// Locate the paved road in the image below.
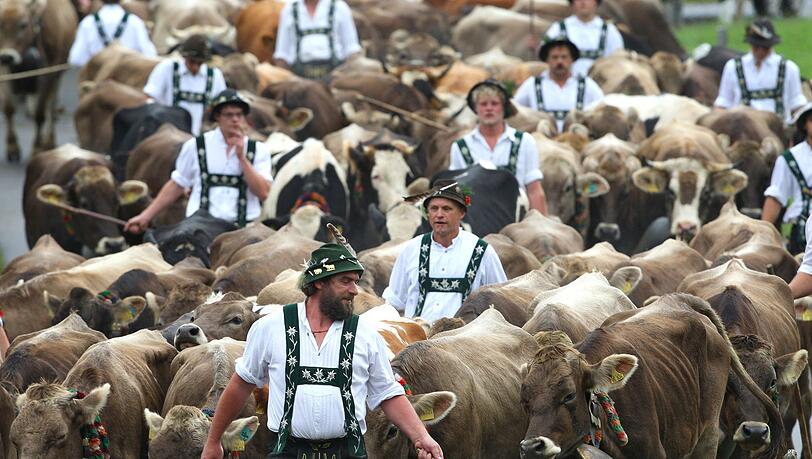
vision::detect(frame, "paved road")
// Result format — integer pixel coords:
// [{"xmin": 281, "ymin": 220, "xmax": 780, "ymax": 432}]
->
[{"xmin": 0, "ymin": 67, "xmax": 80, "ymax": 264}]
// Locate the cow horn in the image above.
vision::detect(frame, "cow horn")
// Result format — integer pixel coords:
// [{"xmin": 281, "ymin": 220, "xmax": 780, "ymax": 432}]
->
[
  {"xmin": 642, "ymin": 158, "xmax": 667, "ymax": 169},
  {"xmin": 706, "ymin": 161, "xmax": 733, "ymax": 173}
]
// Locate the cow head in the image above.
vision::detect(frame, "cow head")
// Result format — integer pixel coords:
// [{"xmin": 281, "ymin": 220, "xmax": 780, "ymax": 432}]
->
[
  {"xmin": 520, "ymin": 331, "xmax": 638, "ymax": 459},
  {"xmin": 144, "ymin": 407, "xmax": 259, "ymax": 459},
  {"xmin": 582, "ymin": 134, "xmax": 641, "ymax": 243},
  {"xmin": 725, "ymin": 138, "xmax": 783, "ymax": 219},
  {"xmin": 384, "ymin": 30, "xmax": 457, "ymax": 76},
  {"xmin": 36, "ymin": 170, "xmax": 149, "ymax": 256},
  {"xmin": 540, "ymin": 149, "xmax": 609, "ymax": 227},
  {"xmin": 11, "ymin": 382, "xmax": 110, "ymax": 458},
  {"xmin": 47, "ymin": 287, "xmax": 152, "ymax": 338},
  {"xmin": 566, "ymin": 106, "xmax": 646, "ymax": 143},
  {"xmin": 649, "ymin": 51, "xmax": 686, "ymax": 95},
  {"xmin": 349, "ymin": 140, "xmax": 418, "ymax": 214},
  {"xmin": 0, "ymin": 0, "xmax": 45, "ymax": 67},
  {"xmin": 632, "ymin": 158, "xmax": 748, "ymax": 241},
  {"xmin": 170, "ymin": 292, "xmax": 260, "ymax": 349}
]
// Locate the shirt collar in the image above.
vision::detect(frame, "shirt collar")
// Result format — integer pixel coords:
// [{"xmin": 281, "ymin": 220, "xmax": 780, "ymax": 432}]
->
[
  {"xmin": 472, "ymin": 123, "xmax": 516, "ymax": 144},
  {"xmin": 99, "ymin": 4, "xmax": 123, "ymax": 12},
  {"xmin": 572, "ymin": 15, "xmax": 602, "ymax": 27},
  {"xmin": 743, "ymin": 51, "xmax": 778, "ymax": 67},
  {"xmin": 178, "ymin": 60, "xmax": 208, "ymax": 77},
  {"xmin": 431, "ymin": 229, "xmax": 465, "ymax": 249},
  {"xmin": 541, "ymin": 70, "xmax": 576, "ymax": 85},
  {"xmin": 296, "ymin": 301, "xmax": 343, "ymax": 333}
]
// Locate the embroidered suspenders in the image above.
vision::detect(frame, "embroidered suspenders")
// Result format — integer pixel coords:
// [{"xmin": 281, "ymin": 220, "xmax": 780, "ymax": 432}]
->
[
  {"xmin": 195, "ymin": 136, "xmax": 257, "ymax": 227},
  {"xmin": 93, "ymin": 11, "xmax": 130, "ymax": 46},
  {"xmin": 558, "ymin": 20, "xmax": 608, "ymax": 60},
  {"xmin": 172, "ymin": 61, "xmax": 214, "ymax": 106},
  {"xmin": 535, "ymin": 75, "xmax": 586, "ymax": 121},
  {"xmin": 734, "ymin": 57, "xmax": 787, "ymax": 115},
  {"xmin": 782, "ymin": 150, "xmax": 812, "ymax": 253},
  {"xmin": 415, "ymin": 233, "xmax": 489, "ymax": 317},
  {"xmin": 291, "ymin": 0, "xmax": 339, "ymax": 78},
  {"xmin": 274, "ymin": 304, "xmax": 366, "ymax": 457},
  {"xmin": 455, "ymin": 131, "xmax": 524, "ymax": 175}
]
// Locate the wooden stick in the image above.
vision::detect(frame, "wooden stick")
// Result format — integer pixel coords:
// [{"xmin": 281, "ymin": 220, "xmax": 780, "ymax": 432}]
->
[
  {"xmin": 355, "ymin": 94, "xmax": 452, "ymax": 132},
  {"xmin": 37, "ymin": 197, "xmax": 128, "ymax": 226},
  {"xmin": 0, "ymin": 63, "xmax": 72, "ymax": 83}
]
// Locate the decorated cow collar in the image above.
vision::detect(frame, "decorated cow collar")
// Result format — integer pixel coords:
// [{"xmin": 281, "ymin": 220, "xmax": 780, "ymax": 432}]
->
[
  {"xmin": 67, "ymin": 389, "xmax": 110, "ymax": 459},
  {"xmin": 583, "ymin": 391, "xmax": 628, "ymax": 448}
]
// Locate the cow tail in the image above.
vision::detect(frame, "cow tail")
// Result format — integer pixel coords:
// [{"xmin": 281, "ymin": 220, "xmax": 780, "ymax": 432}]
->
[{"xmin": 680, "ymin": 294, "xmax": 785, "ymax": 459}]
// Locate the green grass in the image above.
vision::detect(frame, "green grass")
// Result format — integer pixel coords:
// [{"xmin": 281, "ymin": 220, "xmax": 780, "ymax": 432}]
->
[{"xmin": 675, "ymin": 17, "xmax": 812, "ymax": 75}]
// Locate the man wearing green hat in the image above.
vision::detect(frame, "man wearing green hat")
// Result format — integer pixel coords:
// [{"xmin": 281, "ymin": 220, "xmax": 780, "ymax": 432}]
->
[
  {"xmin": 383, "ymin": 180, "xmax": 507, "ymax": 322},
  {"xmin": 201, "ymin": 241, "xmax": 444, "ymax": 459},
  {"xmin": 143, "ymin": 34, "xmax": 227, "ymax": 135},
  {"xmin": 124, "ymin": 89, "xmax": 272, "ymax": 233},
  {"xmin": 449, "ymin": 79, "xmax": 548, "ymax": 215}
]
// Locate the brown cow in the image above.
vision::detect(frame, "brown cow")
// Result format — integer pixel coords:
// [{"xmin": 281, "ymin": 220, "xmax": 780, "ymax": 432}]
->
[
  {"xmin": 150, "ymin": 0, "xmax": 234, "ymax": 53},
  {"xmin": 609, "ymin": 238, "xmax": 709, "ymax": 307},
  {"xmin": 541, "ymin": 242, "xmax": 630, "ymax": 286},
  {"xmin": 170, "ymin": 292, "xmax": 261, "ymax": 350},
  {"xmin": 352, "ymin": 0, "xmax": 450, "ymax": 44},
  {"xmin": 365, "ymin": 309, "xmax": 538, "ymax": 458},
  {"xmin": 0, "ymin": 383, "xmax": 14, "ymax": 458},
  {"xmin": 0, "ymin": 234, "xmax": 84, "ymax": 289},
  {"xmin": 500, "ymin": 210, "xmax": 584, "ymax": 263},
  {"xmin": 723, "ymin": 139, "xmax": 783, "ymax": 219},
  {"xmin": 697, "ymin": 106, "xmax": 787, "ymax": 146},
  {"xmin": 23, "ymin": 144, "xmax": 149, "ymax": 256},
  {"xmin": 235, "ymin": 0, "xmax": 285, "ymax": 63},
  {"xmin": 484, "ymin": 233, "xmax": 542, "ymax": 279},
  {"xmin": 0, "ymin": 314, "xmax": 105, "ymax": 392},
  {"xmin": 424, "ymin": 0, "xmax": 516, "ymax": 16},
  {"xmin": 565, "ymin": 104, "xmax": 646, "ymax": 142},
  {"xmin": 678, "ymin": 259, "xmax": 808, "ymax": 455},
  {"xmin": 451, "ymin": 6, "xmax": 549, "ymax": 60},
  {"xmin": 74, "ymin": 79, "xmax": 148, "ymax": 152},
  {"xmin": 78, "ymin": 42, "xmax": 159, "ymax": 90},
  {"xmin": 357, "ymin": 239, "xmax": 409, "ymax": 297},
  {"xmin": 519, "ymin": 294, "xmax": 783, "ymax": 459},
  {"xmin": 209, "ymin": 225, "xmax": 275, "ymax": 269},
  {"xmin": 262, "ymin": 79, "xmax": 345, "ymax": 140},
  {"xmin": 144, "ymin": 339, "xmax": 264, "ymax": 458},
  {"xmin": 360, "ymin": 304, "xmax": 428, "ymax": 359},
  {"xmin": 0, "ymin": 0, "xmax": 77, "ymax": 160},
  {"xmin": 11, "ymin": 330, "xmax": 177, "ymax": 459},
  {"xmin": 588, "ymin": 50, "xmax": 660, "ymax": 96}
]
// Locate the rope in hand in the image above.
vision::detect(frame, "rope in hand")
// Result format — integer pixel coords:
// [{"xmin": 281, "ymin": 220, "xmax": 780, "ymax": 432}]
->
[{"xmin": 0, "ymin": 63, "xmax": 72, "ymax": 83}]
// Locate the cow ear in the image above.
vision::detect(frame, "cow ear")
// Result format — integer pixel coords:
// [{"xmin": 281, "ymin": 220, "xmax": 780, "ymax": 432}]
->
[
  {"xmin": 609, "ymin": 266, "xmax": 642, "ymax": 295},
  {"xmin": 112, "ymin": 296, "xmax": 149, "ymax": 329},
  {"xmin": 143, "ymin": 409, "xmax": 164, "ymax": 441},
  {"xmin": 711, "ymin": 169, "xmax": 748, "ymax": 197},
  {"xmin": 118, "ymin": 180, "xmax": 149, "ymax": 205},
  {"xmin": 43, "ymin": 290, "xmax": 63, "ymax": 317},
  {"xmin": 286, "ymin": 107, "xmax": 313, "ymax": 132},
  {"xmin": 74, "ymin": 383, "xmax": 111, "ymax": 425},
  {"xmin": 576, "ymin": 172, "xmax": 610, "ymax": 198},
  {"xmin": 587, "ymin": 354, "xmax": 638, "ymax": 392},
  {"xmin": 36, "ymin": 184, "xmax": 68, "ymax": 206},
  {"xmin": 632, "ymin": 167, "xmax": 668, "ymax": 194},
  {"xmin": 409, "ymin": 391, "xmax": 457, "ymax": 426},
  {"xmin": 535, "ymin": 119, "xmax": 556, "ymax": 138},
  {"xmin": 775, "ymin": 349, "xmax": 808, "ymax": 387},
  {"xmin": 406, "ymin": 177, "xmax": 430, "ymax": 195},
  {"xmin": 221, "ymin": 416, "xmax": 260, "ymax": 453},
  {"xmin": 760, "ymin": 136, "xmax": 783, "ymax": 165}
]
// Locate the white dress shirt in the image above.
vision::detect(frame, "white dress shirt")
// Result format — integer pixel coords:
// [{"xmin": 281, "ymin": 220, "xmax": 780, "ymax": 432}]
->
[
  {"xmin": 449, "ymin": 124, "xmax": 543, "ymax": 187},
  {"xmin": 544, "ymin": 16, "xmax": 624, "ymax": 76},
  {"xmin": 234, "ymin": 302, "xmax": 404, "ymax": 438},
  {"xmin": 513, "ymin": 71, "xmax": 605, "ymax": 132},
  {"xmin": 383, "ymin": 230, "xmax": 507, "ymax": 322},
  {"xmin": 799, "ymin": 214, "xmax": 812, "ymax": 274},
  {"xmin": 170, "ymin": 128, "xmax": 273, "ymax": 222},
  {"xmin": 765, "ymin": 141, "xmax": 812, "ymax": 222},
  {"xmin": 68, "ymin": 4, "xmax": 157, "ymax": 67},
  {"xmin": 273, "ymin": 0, "xmax": 362, "ymax": 65},
  {"xmin": 143, "ymin": 59, "xmax": 227, "ymax": 135},
  {"xmin": 715, "ymin": 52, "xmax": 807, "ymax": 122}
]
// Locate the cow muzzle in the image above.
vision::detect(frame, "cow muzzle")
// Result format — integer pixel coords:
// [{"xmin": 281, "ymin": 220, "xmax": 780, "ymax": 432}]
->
[
  {"xmin": 95, "ymin": 236, "xmax": 128, "ymax": 255},
  {"xmin": 595, "ymin": 223, "xmax": 621, "ymax": 242},
  {"xmin": 733, "ymin": 421, "xmax": 771, "ymax": 451},
  {"xmin": 0, "ymin": 49, "xmax": 22, "ymax": 67},
  {"xmin": 675, "ymin": 221, "xmax": 698, "ymax": 242},
  {"xmin": 174, "ymin": 323, "xmax": 209, "ymax": 351},
  {"xmin": 520, "ymin": 437, "xmax": 561, "ymax": 459}
]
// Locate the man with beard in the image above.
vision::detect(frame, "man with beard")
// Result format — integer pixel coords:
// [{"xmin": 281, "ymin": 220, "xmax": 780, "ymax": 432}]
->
[
  {"xmin": 513, "ymin": 37, "xmax": 604, "ymax": 133},
  {"xmin": 201, "ymin": 239, "xmax": 445, "ymax": 459},
  {"xmin": 449, "ymin": 80, "xmax": 548, "ymax": 215},
  {"xmin": 383, "ymin": 180, "xmax": 507, "ymax": 322},
  {"xmin": 544, "ymin": 0, "xmax": 624, "ymax": 76}
]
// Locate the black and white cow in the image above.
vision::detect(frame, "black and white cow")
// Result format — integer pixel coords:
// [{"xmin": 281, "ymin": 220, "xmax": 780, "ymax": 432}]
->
[{"xmin": 145, "ymin": 209, "xmax": 237, "ymax": 267}]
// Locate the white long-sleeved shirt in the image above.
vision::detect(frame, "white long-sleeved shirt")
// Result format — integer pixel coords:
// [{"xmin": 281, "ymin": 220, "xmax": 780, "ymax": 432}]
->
[
  {"xmin": 273, "ymin": 0, "xmax": 362, "ymax": 65},
  {"xmin": 715, "ymin": 52, "xmax": 807, "ymax": 122},
  {"xmin": 170, "ymin": 128, "xmax": 273, "ymax": 223},
  {"xmin": 234, "ymin": 302, "xmax": 404, "ymax": 438},
  {"xmin": 68, "ymin": 4, "xmax": 156, "ymax": 67},
  {"xmin": 449, "ymin": 124, "xmax": 543, "ymax": 188},
  {"xmin": 544, "ymin": 16, "xmax": 624, "ymax": 76},
  {"xmin": 765, "ymin": 141, "xmax": 812, "ymax": 222},
  {"xmin": 143, "ymin": 59, "xmax": 227, "ymax": 136},
  {"xmin": 383, "ymin": 230, "xmax": 507, "ymax": 322},
  {"xmin": 513, "ymin": 71, "xmax": 604, "ymax": 132}
]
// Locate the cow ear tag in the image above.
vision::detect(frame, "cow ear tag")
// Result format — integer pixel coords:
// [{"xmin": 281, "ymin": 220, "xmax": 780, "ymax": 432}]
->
[
  {"xmin": 419, "ymin": 407, "xmax": 435, "ymax": 422},
  {"xmin": 148, "ymin": 428, "xmax": 157, "ymax": 441},
  {"xmin": 610, "ymin": 368, "xmax": 625, "ymax": 384},
  {"xmin": 723, "ymin": 184, "xmax": 735, "ymax": 194},
  {"xmin": 622, "ymin": 281, "xmax": 633, "ymax": 294}
]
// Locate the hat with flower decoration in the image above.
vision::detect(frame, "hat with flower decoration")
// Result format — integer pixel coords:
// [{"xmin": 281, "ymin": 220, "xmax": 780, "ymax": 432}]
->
[{"xmin": 299, "ymin": 224, "xmax": 364, "ymax": 286}]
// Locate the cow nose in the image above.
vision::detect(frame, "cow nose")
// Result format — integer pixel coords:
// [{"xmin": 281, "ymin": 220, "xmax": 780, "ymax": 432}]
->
[
  {"xmin": 96, "ymin": 236, "xmax": 127, "ymax": 255},
  {"xmin": 520, "ymin": 437, "xmax": 560, "ymax": 459},
  {"xmin": 676, "ymin": 221, "xmax": 698, "ymax": 240},
  {"xmin": 595, "ymin": 223, "xmax": 621, "ymax": 241},
  {"xmin": 174, "ymin": 323, "xmax": 209, "ymax": 351},
  {"xmin": 0, "ymin": 54, "xmax": 12, "ymax": 65},
  {"xmin": 742, "ymin": 423, "xmax": 769, "ymax": 441}
]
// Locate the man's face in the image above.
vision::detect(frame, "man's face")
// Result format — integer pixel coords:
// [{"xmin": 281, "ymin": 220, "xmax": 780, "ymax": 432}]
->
[
  {"xmin": 804, "ymin": 116, "xmax": 812, "ymax": 141},
  {"xmin": 751, "ymin": 44, "xmax": 771, "ymax": 62},
  {"xmin": 215, "ymin": 106, "xmax": 246, "ymax": 138},
  {"xmin": 475, "ymin": 94, "xmax": 505, "ymax": 127},
  {"xmin": 572, "ymin": 0, "xmax": 598, "ymax": 18},
  {"xmin": 318, "ymin": 272, "xmax": 360, "ymax": 321},
  {"xmin": 185, "ymin": 57, "xmax": 204, "ymax": 75},
  {"xmin": 427, "ymin": 197, "xmax": 465, "ymax": 239},
  {"xmin": 547, "ymin": 46, "xmax": 574, "ymax": 79}
]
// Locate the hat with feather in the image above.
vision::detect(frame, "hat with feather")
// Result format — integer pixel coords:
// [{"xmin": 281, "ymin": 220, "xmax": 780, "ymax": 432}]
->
[{"xmin": 299, "ymin": 224, "xmax": 364, "ymax": 286}]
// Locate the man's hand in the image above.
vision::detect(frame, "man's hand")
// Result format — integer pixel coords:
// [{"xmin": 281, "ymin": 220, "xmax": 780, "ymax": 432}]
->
[
  {"xmin": 124, "ymin": 213, "xmax": 151, "ymax": 234},
  {"xmin": 415, "ymin": 434, "xmax": 443, "ymax": 459},
  {"xmin": 200, "ymin": 441, "xmax": 224, "ymax": 459},
  {"xmin": 226, "ymin": 133, "xmax": 245, "ymax": 161}
]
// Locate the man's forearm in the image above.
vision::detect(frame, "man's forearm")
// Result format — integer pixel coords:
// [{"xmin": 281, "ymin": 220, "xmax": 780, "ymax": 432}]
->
[
  {"xmin": 142, "ymin": 180, "xmax": 185, "ymax": 221},
  {"xmin": 790, "ymin": 272, "xmax": 812, "ymax": 299},
  {"xmin": 761, "ymin": 196, "xmax": 782, "ymax": 225},
  {"xmin": 205, "ymin": 374, "xmax": 257, "ymax": 448},
  {"xmin": 380, "ymin": 395, "xmax": 430, "ymax": 445},
  {"xmin": 528, "ymin": 181, "xmax": 548, "ymax": 215}
]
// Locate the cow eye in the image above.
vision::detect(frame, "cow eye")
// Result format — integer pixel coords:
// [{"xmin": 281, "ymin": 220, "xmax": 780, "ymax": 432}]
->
[
  {"xmin": 386, "ymin": 425, "xmax": 398, "ymax": 440},
  {"xmin": 229, "ymin": 316, "xmax": 243, "ymax": 325},
  {"xmin": 562, "ymin": 392, "xmax": 576, "ymax": 404}
]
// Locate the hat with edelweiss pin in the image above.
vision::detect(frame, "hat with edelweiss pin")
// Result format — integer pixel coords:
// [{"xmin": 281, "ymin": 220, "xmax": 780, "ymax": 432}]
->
[{"xmin": 299, "ymin": 224, "xmax": 364, "ymax": 286}]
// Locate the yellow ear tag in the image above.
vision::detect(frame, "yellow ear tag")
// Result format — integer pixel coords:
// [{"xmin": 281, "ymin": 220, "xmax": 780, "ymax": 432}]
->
[
  {"xmin": 148, "ymin": 428, "xmax": 157, "ymax": 441},
  {"xmin": 419, "ymin": 407, "xmax": 435, "ymax": 422},
  {"xmin": 232, "ymin": 439, "xmax": 246, "ymax": 452},
  {"xmin": 623, "ymin": 281, "xmax": 633, "ymax": 294},
  {"xmin": 647, "ymin": 183, "xmax": 659, "ymax": 193},
  {"xmin": 610, "ymin": 368, "xmax": 625, "ymax": 384},
  {"xmin": 803, "ymin": 309, "xmax": 812, "ymax": 322},
  {"xmin": 723, "ymin": 184, "xmax": 735, "ymax": 194}
]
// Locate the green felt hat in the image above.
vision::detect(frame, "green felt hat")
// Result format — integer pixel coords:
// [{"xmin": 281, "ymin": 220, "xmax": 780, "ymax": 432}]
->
[{"xmin": 301, "ymin": 243, "xmax": 364, "ymax": 285}]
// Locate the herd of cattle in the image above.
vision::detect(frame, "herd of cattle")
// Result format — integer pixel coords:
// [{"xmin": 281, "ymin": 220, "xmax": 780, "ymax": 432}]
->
[{"xmin": 3, "ymin": 0, "xmax": 812, "ymax": 457}]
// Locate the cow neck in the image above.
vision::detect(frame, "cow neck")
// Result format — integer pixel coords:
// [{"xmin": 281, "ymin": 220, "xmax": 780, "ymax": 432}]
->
[
  {"xmin": 582, "ymin": 391, "xmax": 628, "ymax": 449},
  {"xmin": 200, "ymin": 408, "xmax": 253, "ymax": 458},
  {"xmin": 67, "ymin": 389, "xmax": 111, "ymax": 459}
]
